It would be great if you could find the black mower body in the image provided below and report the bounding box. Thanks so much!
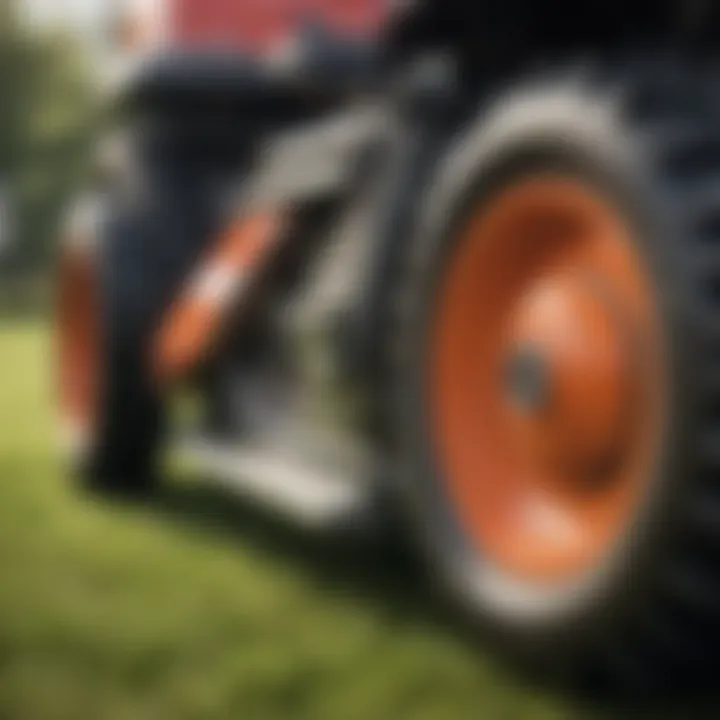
[109,0,720,391]
[57,0,720,694]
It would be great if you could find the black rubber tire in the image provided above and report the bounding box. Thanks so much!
[392,54,720,695]
[67,135,224,495]
[82,205,166,495]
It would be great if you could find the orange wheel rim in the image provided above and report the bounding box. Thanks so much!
[431,176,664,583]
[56,248,100,450]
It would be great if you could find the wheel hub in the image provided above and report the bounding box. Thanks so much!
[505,345,551,414]
[504,273,634,481]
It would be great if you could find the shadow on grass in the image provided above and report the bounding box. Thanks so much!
[142,476,436,626]
[106,475,720,719]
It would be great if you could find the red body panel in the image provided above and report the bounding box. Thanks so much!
[170,0,389,52]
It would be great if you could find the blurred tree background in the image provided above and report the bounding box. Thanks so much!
[0,0,97,311]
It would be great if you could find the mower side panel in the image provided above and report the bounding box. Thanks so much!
[152,104,383,384]
[153,212,287,383]
[244,107,385,209]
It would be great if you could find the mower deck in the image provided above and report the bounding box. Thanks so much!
[175,427,382,535]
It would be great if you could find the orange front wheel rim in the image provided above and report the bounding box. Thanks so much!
[56,247,100,452]
[431,175,664,583]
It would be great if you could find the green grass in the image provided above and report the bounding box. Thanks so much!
[0,321,579,720]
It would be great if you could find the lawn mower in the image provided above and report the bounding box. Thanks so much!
[55,0,720,694]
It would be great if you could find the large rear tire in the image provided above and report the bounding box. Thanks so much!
[394,55,720,693]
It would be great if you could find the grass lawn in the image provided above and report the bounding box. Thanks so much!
[0,321,582,719]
